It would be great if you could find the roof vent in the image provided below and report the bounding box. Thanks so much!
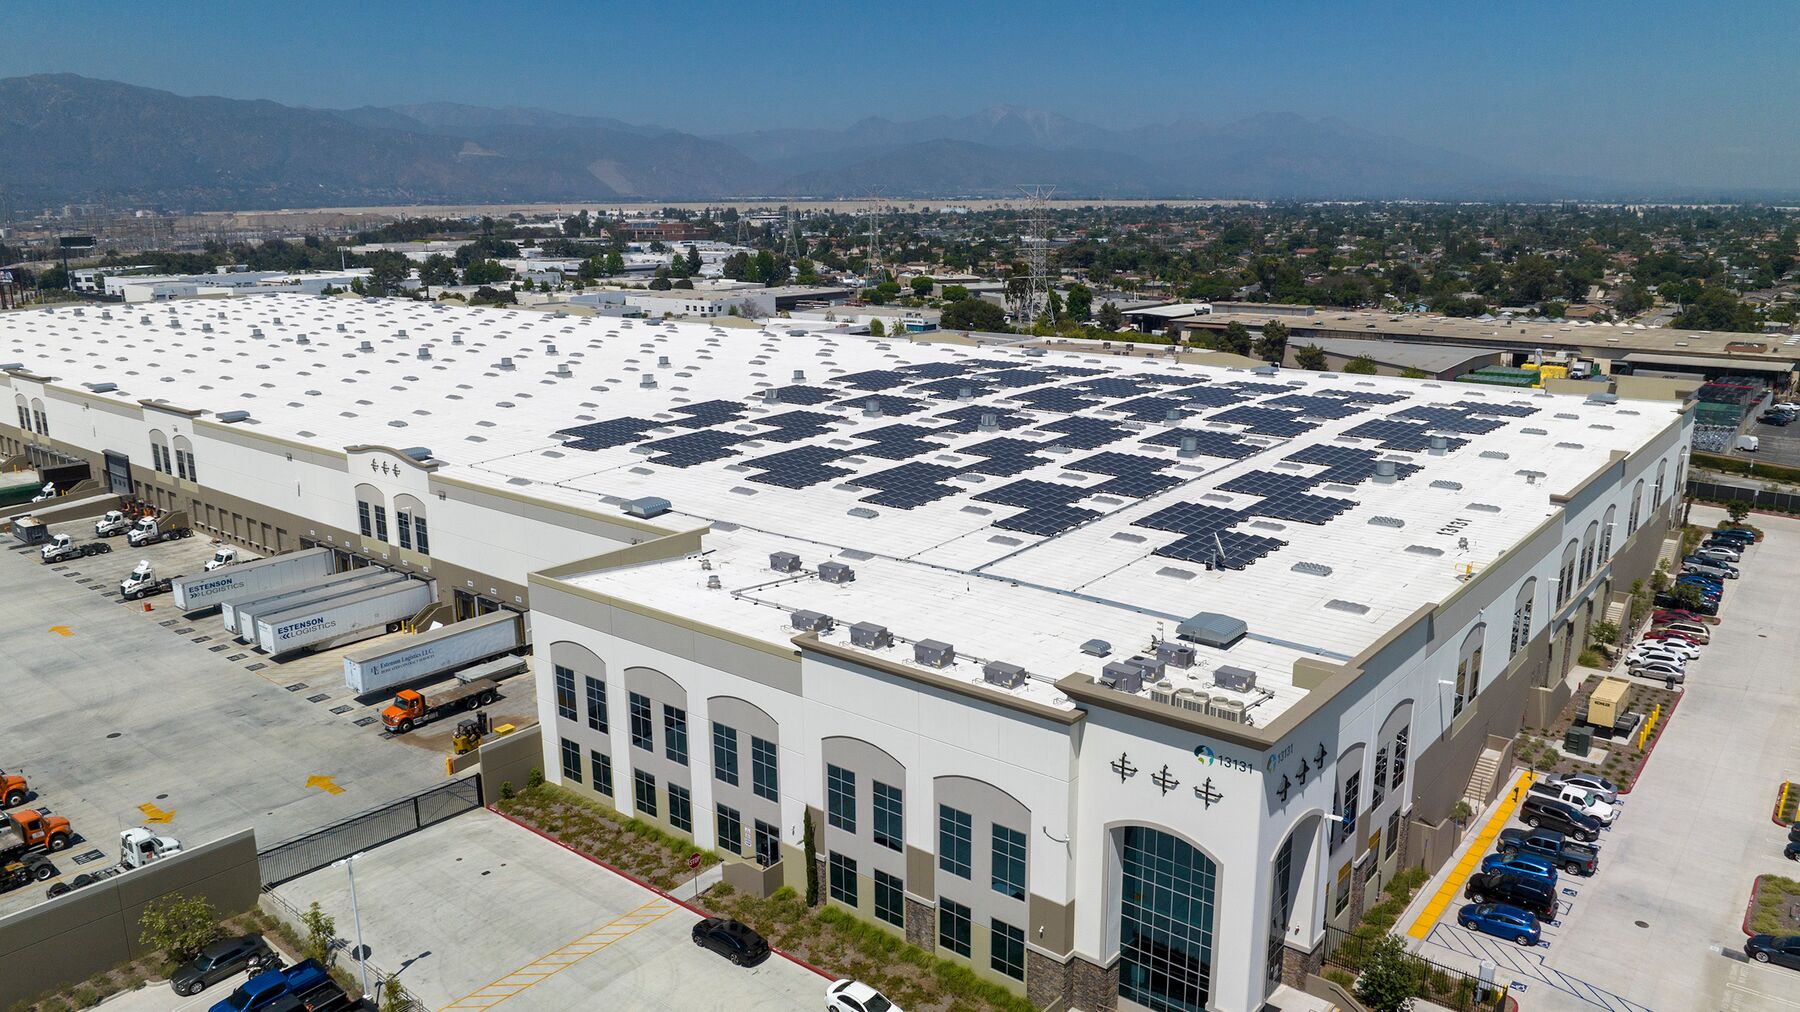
[395,328,406,338]
[1154,640,1196,668]
[400,447,433,462]
[1251,364,1278,376]
[1405,544,1444,556]
[640,374,657,389]
[1479,450,1510,460]
[1429,479,1463,491]
[1373,459,1397,483]
[914,640,955,668]
[1586,392,1619,405]
[1368,515,1405,527]
[657,355,671,368]
[1326,599,1371,615]
[545,344,558,356]
[202,323,213,332]
[452,334,464,345]
[958,386,975,401]
[216,410,252,424]
[1214,665,1257,692]
[818,561,856,584]
[1099,662,1144,693]
[1081,639,1112,657]
[497,357,514,370]
[793,369,806,382]
[706,575,722,590]
[81,381,117,393]
[979,412,999,432]
[864,399,883,418]
[850,622,892,649]
[295,335,310,346]
[983,661,1027,689]
[1428,434,1449,455]
[1291,561,1333,577]
[769,551,801,573]
[359,340,375,352]
[791,609,835,633]
[337,323,347,332]
[417,346,431,360]
[1176,612,1246,648]
[623,496,670,519]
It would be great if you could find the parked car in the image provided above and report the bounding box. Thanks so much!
[1709,528,1758,545]
[1786,841,1800,862]
[1676,572,1724,591]
[1776,402,1800,413]
[1625,646,1688,670]
[1655,592,1718,616]
[1465,871,1558,920]
[1631,640,1698,662]
[1481,851,1559,888]
[1758,411,1794,426]
[692,917,769,966]
[171,935,279,997]
[1528,780,1619,824]
[1746,934,1800,969]
[1693,544,1742,562]
[1500,827,1598,876]
[828,979,902,1012]
[1457,902,1542,946]
[1519,795,1604,841]
[1629,659,1686,683]
[1643,629,1704,649]
[1549,772,1620,805]
[1683,557,1738,578]
[1654,620,1712,642]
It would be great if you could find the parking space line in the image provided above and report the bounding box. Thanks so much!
[440,898,678,1010]
[1406,769,1536,939]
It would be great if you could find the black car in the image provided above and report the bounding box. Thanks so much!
[1759,411,1795,426]
[1519,796,1603,842]
[170,934,278,996]
[1746,934,1800,970]
[692,917,769,966]
[1464,871,1557,921]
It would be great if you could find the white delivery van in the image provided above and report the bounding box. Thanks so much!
[1736,434,1760,452]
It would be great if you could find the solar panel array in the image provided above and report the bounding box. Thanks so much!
[550,359,1526,572]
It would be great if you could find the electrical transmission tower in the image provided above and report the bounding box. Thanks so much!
[1017,184,1056,326]
[783,202,799,260]
[864,190,884,284]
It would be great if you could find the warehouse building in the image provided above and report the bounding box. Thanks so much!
[0,295,1690,1012]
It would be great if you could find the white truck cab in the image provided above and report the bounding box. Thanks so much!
[95,511,131,537]
[125,517,158,547]
[29,482,56,503]
[204,546,237,571]
[40,534,74,561]
[120,561,157,598]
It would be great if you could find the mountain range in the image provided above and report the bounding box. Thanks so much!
[0,74,1611,210]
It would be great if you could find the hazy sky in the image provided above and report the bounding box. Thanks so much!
[5,0,1797,190]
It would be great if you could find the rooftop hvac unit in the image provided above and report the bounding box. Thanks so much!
[1214,665,1257,692]
[359,341,375,352]
[497,357,515,370]
[216,410,252,424]
[1099,662,1144,694]
[1177,612,1247,649]
[1127,655,1166,681]
[553,363,572,378]
[546,344,558,356]
[417,346,431,359]
[336,323,347,332]
[1174,688,1210,713]
[640,374,657,389]
[914,639,955,668]
[82,381,116,393]
[850,622,891,649]
[791,609,834,633]
[983,661,1028,689]
[706,575,722,590]
[793,369,806,382]
[1148,681,1177,704]
[1081,638,1112,657]
[818,561,855,584]
[201,323,213,333]
[658,355,671,367]
[295,335,310,346]
[1155,641,1196,669]
[622,496,670,519]
[395,328,406,337]
[769,551,801,573]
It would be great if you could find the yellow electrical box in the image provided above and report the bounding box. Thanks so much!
[1589,678,1630,727]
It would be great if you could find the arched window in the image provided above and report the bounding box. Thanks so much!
[393,494,428,554]
[354,483,387,541]
[1627,479,1644,535]
[28,398,46,436]
[1453,624,1485,717]
[1599,505,1617,562]
[1579,520,1599,583]
[1653,460,1667,508]
[13,394,27,432]
[1118,826,1218,1012]
[147,429,173,475]
[1556,539,1579,607]
[1510,578,1537,655]
[171,435,196,482]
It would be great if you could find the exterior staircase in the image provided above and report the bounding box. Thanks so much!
[1462,747,1504,813]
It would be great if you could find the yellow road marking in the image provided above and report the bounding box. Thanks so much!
[138,802,175,824]
[47,625,72,636]
[1406,770,1536,939]
[440,899,678,1010]
[305,775,344,795]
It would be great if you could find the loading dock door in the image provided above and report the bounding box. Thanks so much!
[103,451,132,495]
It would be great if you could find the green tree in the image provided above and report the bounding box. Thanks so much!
[380,976,412,1012]
[1539,300,1567,318]
[419,254,457,290]
[648,276,673,291]
[36,264,70,289]
[138,894,221,965]
[1096,301,1125,331]
[1294,344,1329,370]
[1352,935,1421,1012]
[1672,286,1760,332]
[684,245,701,275]
[802,810,820,907]
[604,251,625,277]
[1253,319,1290,361]
[941,298,1009,332]
[940,284,971,303]
[1343,355,1379,374]
[462,259,512,286]
[1065,283,1093,321]
[910,275,935,299]
[1727,500,1751,525]
[868,318,886,337]
[1214,321,1253,356]
[301,900,337,964]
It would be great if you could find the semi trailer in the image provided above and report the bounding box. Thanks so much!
[225,568,406,642]
[342,610,525,696]
[255,578,436,656]
[170,546,334,612]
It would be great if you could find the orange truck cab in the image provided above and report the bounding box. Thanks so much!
[0,770,26,809]
[3,809,72,854]
[382,690,427,731]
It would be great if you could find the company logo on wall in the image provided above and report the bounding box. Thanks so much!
[1193,746,1216,766]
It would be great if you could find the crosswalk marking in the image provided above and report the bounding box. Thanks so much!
[440,899,679,1010]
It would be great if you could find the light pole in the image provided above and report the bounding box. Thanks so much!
[333,851,370,999]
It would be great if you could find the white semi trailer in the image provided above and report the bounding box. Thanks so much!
[256,579,437,656]
[342,610,525,696]
[222,568,405,642]
[171,547,334,612]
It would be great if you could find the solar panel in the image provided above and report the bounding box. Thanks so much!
[1170,385,1249,408]
[745,445,854,488]
[1094,473,1182,498]
[1317,387,1410,405]
[1218,470,1320,498]
[1282,444,1422,484]
[972,478,1087,510]
[832,395,931,416]
[1263,394,1366,420]
[1339,418,1470,453]
[833,369,915,391]
[1071,377,1151,398]
[1068,451,1170,477]
[758,384,839,405]
[959,437,1052,476]
[1106,395,1194,421]
[993,503,1101,536]
[1154,530,1287,568]
[931,405,1035,434]
[1139,428,1261,460]
[1037,416,1132,449]
[983,368,1062,388]
[1010,386,1102,413]
[900,361,972,379]
[1244,492,1356,525]
[1207,405,1315,438]
[754,410,843,443]
[668,399,750,428]
[639,429,747,467]
[555,416,663,451]
[907,377,995,400]
[1391,405,1507,434]
[850,461,964,509]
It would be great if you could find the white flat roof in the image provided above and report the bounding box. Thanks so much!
[1,295,1683,720]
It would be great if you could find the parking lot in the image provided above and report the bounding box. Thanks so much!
[272,808,829,1011]
[0,525,530,917]
[1398,506,1800,1011]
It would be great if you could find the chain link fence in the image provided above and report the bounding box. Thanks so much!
[258,776,482,887]
[261,887,428,1011]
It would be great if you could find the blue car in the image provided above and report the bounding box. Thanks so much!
[1458,902,1542,946]
[1481,851,1558,888]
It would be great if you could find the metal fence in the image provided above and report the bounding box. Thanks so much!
[261,887,428,1011]
[1688,479,1800,514]
[257,776,482,887]
[1323,926,1509,1012]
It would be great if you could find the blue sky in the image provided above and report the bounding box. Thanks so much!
[4,0,1797,189]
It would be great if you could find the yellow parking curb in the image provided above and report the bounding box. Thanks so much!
[1406,770,1536,939]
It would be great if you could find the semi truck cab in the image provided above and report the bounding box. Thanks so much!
[120,561,165,599]
[95,511,131,537]
[30,482,56,503]
[2,809,73,855]
[205,547,238,571]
